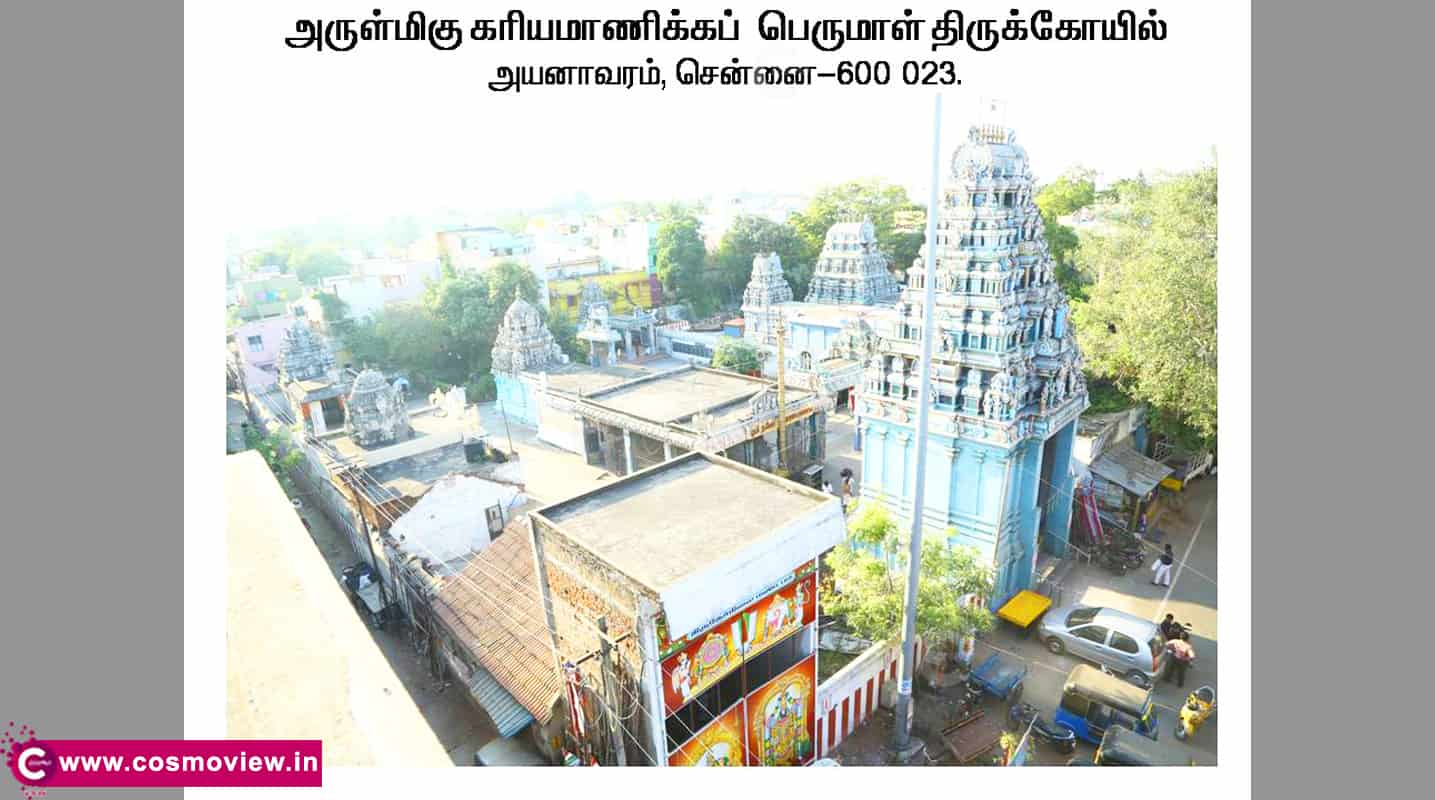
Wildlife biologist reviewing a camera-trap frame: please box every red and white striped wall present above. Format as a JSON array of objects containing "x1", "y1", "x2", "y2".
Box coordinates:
[{"x1": 815, "y1": 637, "x2": 926, "y2": 759}]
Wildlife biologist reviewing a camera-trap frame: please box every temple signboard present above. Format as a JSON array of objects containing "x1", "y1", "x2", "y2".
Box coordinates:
[{"x1": 659, "y1": 562, "x2": 816, "y2": 716}]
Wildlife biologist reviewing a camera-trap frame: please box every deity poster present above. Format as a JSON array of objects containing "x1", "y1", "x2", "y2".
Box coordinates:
[
  {"x1": 660, "y1": 567, "x2": 815, "y2": 715},
  {"x1": 667, "y1": 701, "x2": 745, "y2": 767},
  {"x1": 745, "y1": 656, "x2": 816, "y2": 766}
]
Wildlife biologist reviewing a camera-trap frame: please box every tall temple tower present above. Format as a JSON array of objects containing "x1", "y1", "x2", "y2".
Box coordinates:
[
  {"x1": 491, "y1": 292, "x2": 569, "y2": 426},
  {"x1": 804, "y1": 217, "x2": 901, "y2": 305},
  {"x1": 740, "y1": 252, "x2": 793, "y2": 345},
  {"x1": 859, "y1": 124, "x2": 1089, "y2": 606}
]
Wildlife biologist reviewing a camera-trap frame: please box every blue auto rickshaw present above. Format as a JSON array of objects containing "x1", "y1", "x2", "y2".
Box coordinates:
[{"x1": 1052, "y1": 665, "x2": 1159, "y2": 745}]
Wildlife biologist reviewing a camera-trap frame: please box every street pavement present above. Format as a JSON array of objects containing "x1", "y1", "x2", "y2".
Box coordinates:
[{"x1": 972, "y1": 476, "x2": 1220, "y2": 765}]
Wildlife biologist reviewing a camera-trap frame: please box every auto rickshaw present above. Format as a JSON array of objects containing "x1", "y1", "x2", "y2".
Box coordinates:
[
  {"x1": 1093, "y1": 725, "x2": 1195, "y2": 766},
  {"x1": 1175, "y1": 686, "x2": 1216, "y2": 741},
  {"x1": 1052, "y1": 665, "x2": 1159, "y2": 745}
]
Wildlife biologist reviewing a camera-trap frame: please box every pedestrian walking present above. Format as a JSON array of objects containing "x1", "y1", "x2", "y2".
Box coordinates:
[
  {"x1": 1151, "y1": 543, "x2": 1175, "y2": 587},
  {"x1": 840, "y1": 469, "x2": 855, "y2": 513},
  {"x1": 1165, "y1": 631, "x2": 1195, "y2": 688}
]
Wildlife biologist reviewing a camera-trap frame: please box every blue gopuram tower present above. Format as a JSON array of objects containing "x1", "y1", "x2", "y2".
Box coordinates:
[{"x1": 859, "y1": 124, "x2": 1089, "y2": 606}]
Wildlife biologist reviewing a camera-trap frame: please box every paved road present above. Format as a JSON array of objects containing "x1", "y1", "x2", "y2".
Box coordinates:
[{"x1": 974, "y1": 476, "x2": 1220, "y2": 765}]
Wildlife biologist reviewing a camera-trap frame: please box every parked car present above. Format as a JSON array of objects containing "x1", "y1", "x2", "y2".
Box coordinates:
[
  {"x1": 472, "y1": 736, "x2": 547, "y2": 766},
  {"x1": 1038, "y1": 606, "x2": 1166, "y2": 687}
]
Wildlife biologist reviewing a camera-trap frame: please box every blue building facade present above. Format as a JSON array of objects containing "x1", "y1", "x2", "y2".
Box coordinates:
[{"x1": 859, "y1": 124, "x2": 1090, "y2": 608}]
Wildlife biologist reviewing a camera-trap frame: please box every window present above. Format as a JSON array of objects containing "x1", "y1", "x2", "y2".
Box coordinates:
[
  {"x1": 1109, "y1": 631, "x2": 1140, "y2": 655},
  {"x1": 246, "y1": 335, "x2": 263, "y2": 353},
  {"x1": 1072, "y1": 625, "x2": 1108, "y2": 645}
]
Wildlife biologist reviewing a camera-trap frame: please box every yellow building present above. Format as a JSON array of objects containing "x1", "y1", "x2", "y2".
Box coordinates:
[{"x1": 547, "y1": 271, "x2": 663, "y2": 320}]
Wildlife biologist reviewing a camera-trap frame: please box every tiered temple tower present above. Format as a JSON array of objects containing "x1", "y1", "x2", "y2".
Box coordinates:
[
  {"x1": 491, "y1": 293, "x2": 569, "y2": 426},
  {"x1": 804, "y1": 217, "x2": 901, "y2": 305},
  {"x1": 740, "y1": 252, "x2": 794, "y2": 345},
  {"x1": 276, "y1": 318, "x2": 336, "y2": 383},
  {"x1": 491, "y1": 293, "x2": 567, "y2": 376},
  {"x1": 345, "y1": 368, "x2": 412, "y2": 447},
  {"x1": 859, "y1": 124, "x2": 1089, "y2": 606}
]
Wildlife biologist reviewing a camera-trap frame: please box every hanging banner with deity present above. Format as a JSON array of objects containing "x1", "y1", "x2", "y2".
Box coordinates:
[
  {"x1": 667, "y1": 701, "x2": 746, "y2": 767},
  {"x1": 660, "y1": 565, "x2": 816, "y2": 716},
  {"x1": 745, "y1": 656, "x2": 816, "y2": 766}
]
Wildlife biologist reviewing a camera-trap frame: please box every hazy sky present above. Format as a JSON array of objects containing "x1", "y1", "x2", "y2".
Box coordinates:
[{"x1": 203, "y1": 1, "x2": 1231, "y2": 234}]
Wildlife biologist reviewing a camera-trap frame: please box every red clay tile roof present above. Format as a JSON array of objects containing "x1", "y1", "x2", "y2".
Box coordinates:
[{"x1": 430, "y1": 524, "x2": 563, "y2": 725}]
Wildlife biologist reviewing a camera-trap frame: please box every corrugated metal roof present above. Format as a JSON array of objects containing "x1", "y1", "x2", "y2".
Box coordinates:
[
  {"x1": 431, "y1": 527, "x2": 562, "y2": 726},
  {"x1": 1089, "y1": 445, "x2": 1175, "y2": 497},
  {"x1": 468, "y1": 666, "x2": 536, "y2": 738}
]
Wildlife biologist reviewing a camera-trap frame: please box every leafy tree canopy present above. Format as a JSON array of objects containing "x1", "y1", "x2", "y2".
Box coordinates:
[
  {"x1": 824, "y1": 503, "x2": 996, "y2": 645},
  {"x1": 1072, "y1": 164, "x2": 1217, "y2": 445},
  {"x1": 654, "y1": 213, "x2": 714, "y2": 316},
  {"x1": 788, "y1": 179, "x2": 923, "y2": 281},
  {"x1": 712, "y1": 215, "x2": 807, "y2": 304},
  {"x1": 709, "y1": 337, "x2": 762, "y2": 374}
]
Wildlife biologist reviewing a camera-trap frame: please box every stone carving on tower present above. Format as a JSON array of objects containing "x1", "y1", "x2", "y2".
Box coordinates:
[
  {"x1": 491, "y1": 292, "x2": 568, "y2": 376},
  {"x1": 345, "y1": 368, "x2": 413, "y2": 447},
  {"x1": 576, "y1": 279, "x2": 609, "y2": 326},
  {"x1": 866, "y1": 123, "x2": 1089, "y2": 442},
  {"x1": 276, "y1": 318, "x2": 336, "y2": 384},
  {"x1": 804, "y1": 217, "x2": 901, "y2": 305},
  {"x1": 740, "y1": 252, "x2": 794, "y2": 345}
]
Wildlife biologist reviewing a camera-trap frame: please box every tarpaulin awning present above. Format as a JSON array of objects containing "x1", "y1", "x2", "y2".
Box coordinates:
[
  {"x1": 468, "y1": 666, "x2": 536, "y2": 738},
  {"x1": 1088, "y1": 446, "x2": 1175, "y2": 497}
]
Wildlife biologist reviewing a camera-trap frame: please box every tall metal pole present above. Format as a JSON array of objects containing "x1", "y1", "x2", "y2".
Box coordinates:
[
  {"x1": 775, "y1": 306, "x2": 788, "y2": 475},
  {"x1": 891, "y1": 93, "x2": 942, "y2": 758}
]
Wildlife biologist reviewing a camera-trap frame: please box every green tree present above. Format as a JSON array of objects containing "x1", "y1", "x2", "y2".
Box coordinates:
[
  {"x1": 314, "y1": 292, "x2": 352, "y2": 335},
  {"x1": 1035, "y1": 168, "x2": 1097, "y2": 299},
  {"x1": 1072, "y1": 164, "x2": 1217, "y2": 445},
  {"x1": 823, "y1": 503, "x2": 996, "y2": 646},
  {"x1": 544, "y1": 308, "x2": 585, "y2": 363},
  {"x1": 709, "y1": 337, "x2": 762, "y2": 374},
  {"x1": 655, "y1": 214, "x2": 713, "y2": 315},
  {"x1": 483, "y1": 260, "x2": 542, "y2": 307},
  {"x1": 787, "y1": 179, "x2": 923, "y2": 278},
  {"x1": 244, "y1": 426, "x2": 304, "y2": 492},
  {"x1": 291, "y1": 248, "x2": 351, "y2": 286},
  {"x1": 712, "y1": 215, "x2": 808, "y2": 303}
]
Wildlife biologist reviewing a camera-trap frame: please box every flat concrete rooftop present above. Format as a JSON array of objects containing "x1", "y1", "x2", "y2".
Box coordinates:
[
  {"x1": 589, "y1": 367, "x2": 800, "y2": 425},
  {"x1": 542, "y1": 356, "x2": 687, "y2": 397},
  {"x1": 535, "y1": 453, "x2": 833, "y2": 594}
]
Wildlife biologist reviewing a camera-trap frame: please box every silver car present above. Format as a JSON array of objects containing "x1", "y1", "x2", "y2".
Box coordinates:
[{"x1": 1038, "y1": 606, "x2": 1167, "y2": 687}]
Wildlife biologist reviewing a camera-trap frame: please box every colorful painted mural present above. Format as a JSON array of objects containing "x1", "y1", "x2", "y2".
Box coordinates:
[
  {"x1": 661, "y1": 568, "x2": 816, "y2": 715},
  {"x1": 746, "y1": 657, "x2": 816, "y2": 766},
  {"x1": 657, "y1": 561, "x2": 815, "y2": 657},
  {"x1": 667, "y1": 702, "x2": 746, "y2": 767}
]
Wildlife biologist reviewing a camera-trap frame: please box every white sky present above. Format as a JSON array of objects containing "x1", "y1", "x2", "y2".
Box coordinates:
[{"x1": 207, "y1": 1, "x2": 1228, "y2": 232}]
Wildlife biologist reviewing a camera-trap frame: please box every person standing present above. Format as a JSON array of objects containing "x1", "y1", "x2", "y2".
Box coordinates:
[
  {"x1": 1165, "y1": 631, "x2": 1195, "y2": 688},
  {"x1": 840, "y1": 469, "x2": 855, "y2": 513},
  {"x1": 1160, "y1": 613, "x2": 1183, "y2": 642},
  {"x1": 1151, "y1": 543, "x2": 1175, "y2": 587}
]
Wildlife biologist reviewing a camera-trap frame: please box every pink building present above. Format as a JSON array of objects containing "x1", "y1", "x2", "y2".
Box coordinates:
[{"x1": 230, "y1": 314, "x2": 294, "y2": 390}]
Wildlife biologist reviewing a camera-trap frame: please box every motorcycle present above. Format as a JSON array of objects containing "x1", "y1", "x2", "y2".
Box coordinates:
[
  {"x1": 1174, "y1": 686, "x2": 1216, "y2": 741},
  {"x1": 1008, "y1": 702, "x2": 1078, "y2": 755}
]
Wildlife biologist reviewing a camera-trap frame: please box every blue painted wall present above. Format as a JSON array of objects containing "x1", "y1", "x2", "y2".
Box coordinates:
[
  {"x1": 860, "y1": 416, "x2": 1081, "y2": 609},
  {"x1": 494, "y1": 372, "x2": 539, "y2": 427}
]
